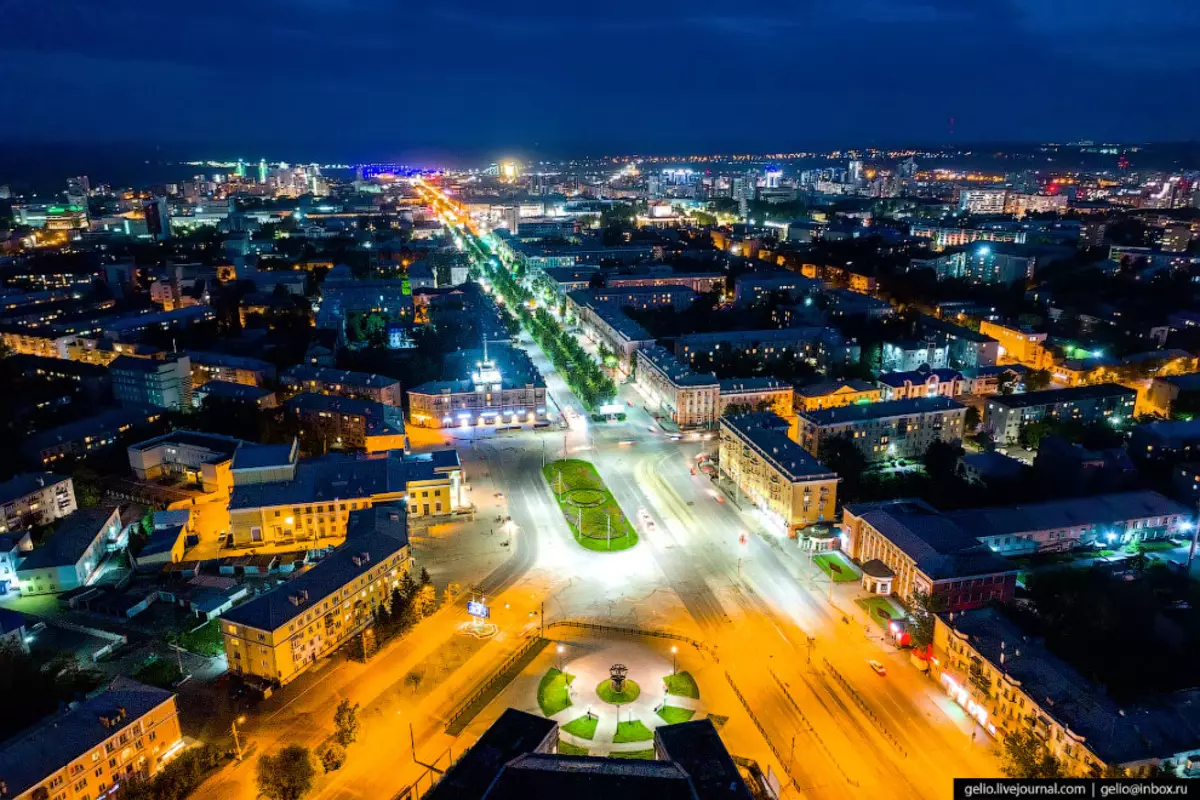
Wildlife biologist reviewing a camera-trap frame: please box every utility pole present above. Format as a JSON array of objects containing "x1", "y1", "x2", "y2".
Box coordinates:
[{"x1": 231, "y1": 716, "x2": 246, "y2": 760}]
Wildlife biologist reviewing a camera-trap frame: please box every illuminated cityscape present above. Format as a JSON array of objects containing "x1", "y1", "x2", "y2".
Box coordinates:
[{"x1": 5, "y1": 3, "x2": 1200, "y2": 799}]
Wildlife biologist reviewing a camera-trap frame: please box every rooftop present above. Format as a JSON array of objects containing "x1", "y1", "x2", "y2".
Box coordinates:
[
  {"x1": 23, "y1": 407, "x2": 162, "y2": 454},
  {"x1": 231, "y1": 442, "x2": 298, "y2": 472},
  {"x1": 722, "y1": 413, "x2": 837, "y2": 482},
  {"x1": 0, "y1": 473, "x2": 70, "y2": 505},
  {"x1": 637, "y1": 346, "x2": 718, "y2": 388},
  {"x1": 196, "y1": 381, "x2": 276, "y2": 401},
  {"x1": 655, "y1": 719, "x2": 754, "y2": 800},
  {"x1": 944, "y1": 607, "x2": 1200, "y2": 765},
  {"x1": 229, "y1": 450, "x2": 459, "y2": 510},
  {"x1": 17, "y1": 507, "x2": 119, "y2": 571},
  {"x1": 944, "y1": 491, "x2": 1190, "y2": 540},
  {"x1": 878, "y1": 368, "x2": 963, "y2": 388},
  {"x1": 845, "y1": 498, "x2": 1015, "y2": 581},
  {"x1": 128, "y1": 430, "x2": 244, "y2": 461},
  {"x1": 0, "y1": 678, "x2": 176, "y2": 798},
  {"x1": 281, "y1": 365, "x2": 401, "y2": 389},
  {"x1": 220, "y1": 501, "x2": 409, "y2": 632},
  {"x1": 799, "y1": 396, "x2": 964, "y2": 425},
  {"x1": 425, "y1": 709, "x2": 558, "y2": 800},
  {"x1": 186, "y1": 350, "x2": 275, "y2": 371},
  {"x1": 987, "y1": 383, "x2": 1135, "y2": 410},
  {"x1": 794, "y1": 379, "x2": 877, "y2": 398}
]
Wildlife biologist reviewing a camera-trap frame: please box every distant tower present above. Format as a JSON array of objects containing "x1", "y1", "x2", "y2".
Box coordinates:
[
  {"x1": 258, "y1": 159, "x2": 269, "y2": 183},
  {"x1": 66, "y1": 175, "x2": 90, "y2": 220},
  {"x1": 848, "y1": 160, "x2": 864, "y2": 185},
  {"x1": 235, "y1": 159, "x2": 246, "y2": 179}
]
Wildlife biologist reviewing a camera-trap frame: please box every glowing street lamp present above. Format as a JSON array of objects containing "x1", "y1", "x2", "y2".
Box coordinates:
[
  {"x1": 557, "y1": 644, "x2": 565, "y2": 672},
  {"x1": 671, "y1": 645, "x2": 678, "y2": 675}
]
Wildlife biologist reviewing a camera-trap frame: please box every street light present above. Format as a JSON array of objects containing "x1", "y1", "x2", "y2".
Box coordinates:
[
  {"x1": 557, "y1": 644, "x2": 565, "y2": 672},
  {"x1": 231, "y1": 715, "x2": 247, "y2": 760},
  {"x1": 671, "y1": 645, "x2": 677, "y2": 675}
]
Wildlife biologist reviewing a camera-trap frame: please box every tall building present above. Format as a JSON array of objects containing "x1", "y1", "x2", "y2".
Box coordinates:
[
  {"x1": 235, "y1": 158, "x2": 246, "y2": 178},
  {"x1": 110, "y1": 354, "x2": 193, "y2": 410},
  {"x1": 258, "y1": 159, "x2": 268, "y2": 183},
  {"x1": 848, "y1": 160, "x2": 864, "y2": 185},
  {"x1": 958, "y1": 188, "x2": 1008, "y2": 215},
  {"x1": 0, "y1": 473, "x2": 77, "y2": 534},
  {"x1": 143, "y1": 197, "x2": 171, "y2": 241},
  {"x1": 65, "y1": 175, "x2": 89, "y2": 209},
  {"x1": 795, "y1": 397, "x2": 967, "y2": 464}
]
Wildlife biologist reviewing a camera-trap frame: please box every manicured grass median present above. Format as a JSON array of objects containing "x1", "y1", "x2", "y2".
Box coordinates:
[
  {"x1": 538, "y1": 668, "x2": 575, "y2": 716},
  {"x1": 662, "y1": 671, "x2": 699, "y2": 699},
  {"x1": 813, "y1": 553, "x2": 858, "y2": 582},
  {"x1": 543, "y1": 459, "x2": 638, "y2": 553},
  {"x1": 857, "y1": 596, "x2": 908, "y2": 631},
  {"x1": 656, "y1": 705, "x2": 695, "y2": 725},
  {"x1": 614, "y1": 720, "x2": 654, "y2": 743},
  {"x1": 611, "y1": 749, "x2": 656, "y2": 760},
  {"x1": 597, "y1": 678, "x2": 641, "y2": 705},
  {"x1": 558, "y1": 741, "x2": 589, "y2": 756},
  {"x1": 562, "y1": 714, "x2": 599, "y2": 740}
]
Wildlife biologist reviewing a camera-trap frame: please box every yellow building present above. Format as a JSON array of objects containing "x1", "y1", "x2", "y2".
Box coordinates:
[
  {"x1": 718, "y1": 413, "x2": 838, "y2": 538},
  {"x1": 978, "y1": 321, "x2": 1054, "y2": 370},
  {"x1": 227, "y1": 447, "x2": 463, "y2": 549},
  {"x1": 0, "y1": 678, "x2": 184, "y2": 800},
  {"x1": 933, "y1": 608, "x2": 1197, "y2": 777},
  {"x1": 221, "y1": 502, "x2": 412, "y2": 686},
  {"x1": 794, "y1": 379, "x2": 881, "y2": 412}
]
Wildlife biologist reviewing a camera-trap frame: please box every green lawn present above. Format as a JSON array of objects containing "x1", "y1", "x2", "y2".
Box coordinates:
[
  {"x1": 166, "y1": 619, "x2": 224, "y2": 657},
  {"x1": 597, "y1": 678, "x2": 641, "y2": 705},
  {"x1": 542, "y1": 460, "x2": 639, "y2": 553},
  {"x1": 558, "y1": 741, "x2": 589, "y2": 756},
  {"x1": 662, "y1": 671, "x2": 700, "y2": 699},
  {"x1": 562, "y1": 714, "x2": 599, "y2": 740},
  {"x1": 856, "y1": 596, "x2": 908, "y2": 631},
  {"x1": 537, "y1": 668, "x2": 575, "y2": 716},
  {"x1": 1136, "y1": 540, "x2": 1179, "y2": 552},
  {"x1": 656, "y1": 705, "x2": 695, "y2": 725},
  {"x1": 611, "y1": 749, "x2": 656, "y2": 760},
  {"x1": 813, "y1": 553, "x2": 858, "y2": 582},
  {"x1": 614, "y1": 720, "x2": 655, "y2": 743}
]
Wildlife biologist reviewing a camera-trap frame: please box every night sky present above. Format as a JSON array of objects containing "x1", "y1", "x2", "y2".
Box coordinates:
[{"x1": 3, "y1": 0, "x2": 1199, "y2": 159}]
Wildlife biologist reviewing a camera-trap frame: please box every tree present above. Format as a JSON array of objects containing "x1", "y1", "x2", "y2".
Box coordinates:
[
  {"x1": 257, "y1": 745, "x2": 316, "y2": 800},
  {"x1": 1000, "y1": 729, "x2": 1062, "y2": 779},
  {"x1": 817, "y1": 435, "x2": 869, "y2": 500},
  {"x1": 1019, "y1": 420, "x2": 1056, "y2": 451},
  {"x1": 419, "y1": 566, "x2": 432, "y2": 586},
  {"x1": 907, "y1": 589, "x2": 946, "y2": 655},
  {"x1": 1025, "y1": 369, "x2": 1052, "y2": 391},
  {"x1": 320, "y1": 743, "x2": 346, "y2": 773},
  {"x1": 964, "y1": 406, "x2": 982, "y2": 431},
  {"x1": 413, "y1": 584, "x2": 438, "y2": 618},
  {"x1": 923, "y1": 440, "x2": 964, "y2": 484},
  {"x1": 333, "y1": 699, "x2": 360, "y2": 746}
]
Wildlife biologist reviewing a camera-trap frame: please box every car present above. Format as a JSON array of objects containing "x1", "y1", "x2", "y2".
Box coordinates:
[{"x1": 868, "y1": 659, "x2": 887, "y2": 676}]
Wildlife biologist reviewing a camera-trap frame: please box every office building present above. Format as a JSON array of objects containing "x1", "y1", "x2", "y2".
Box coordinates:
[
  {"x1": 918, "y1": 316, "x2": 1000, "y2": 370},
  {"x1": 221, "y1": 502, "x2": 411, "y2": 686},
  {"x1": 934, "y1": 608, "x2": 1200, "y2": 776},
  {"x1": 1003, "y1": 192, "x2": 1068, "y2": 218},
  {"x1": 978, "y1": 320, "x2": 1054, "y2": 369},
  {"x1": 881, "y1": 337, "x2": 950, "y2": 372},
  {"x1": 842, "y1": 499, "x2": 1017, "y2": 611},
  {"x1": 110, "y1": 354, "x2": 193, "y2": 410},
  {"x1": 280, "y1": 365, "x2": 403, "y2": 407},
  {"x1": 911, "y1": 244, "x2": 1036, "y2": 285},
  {"x1": 984, "y1": 384, "x2": 1136, "y2": 444},
  {"x1": 795, "y1": 397, "x2": 967, "y2": 464},
  {"x1": 0, "y1": 473, "x2": 77, "y2": 534},
  {"x1": 878, "y1": 367, "x2": 965, "y2": 401},
  {"x1": 909, "y1": 223, "x2": 1027, "y2": 249},
  {"x1": 0, "y1": 678, "x2": 183, "y2": 800},
  {"x1": 944, "y1": 491, "x2": 1190, "y2": 555},
  {"x1": 633, "y1": 346, "x2": 792, "y2": 428},
  {"x1": 719, "y1": 414, "x2": 837, "y2": 537},
  {"x1": 15, "y1": 507, "x2": 122, "y2": 596},
  {"x1": 227, "y1": 449, "x2": 464, "y2": 548},
  {"x1": 794, "y1": 380, "x2": 881, "y2": 412}
]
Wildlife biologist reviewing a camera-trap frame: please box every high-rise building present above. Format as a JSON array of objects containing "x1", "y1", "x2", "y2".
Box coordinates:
[
  {"x1": 110, "y1": 354, "x2": 193, "y2": 410},
  {"x1": 66, "y1": 175, "x2": 89, "y2": 207},
  {"x1": 848, "y1": 160, "x2": 864, "y2": 185},
  {"x1": 764, "y1": 167, "x2": 782, "y2": 189},
  {"x1": 258, "y1": 158, "x2": 268, "y2": 183},
  {"x1": 958, "y1": 188, "x2": 1008, "y2": 215},
  {"x1": 235, "y1": 158, "x2": 246, "y2": 178},
  {"x1": 143, "y1": 197, "x2": 171, "y2": 240}
]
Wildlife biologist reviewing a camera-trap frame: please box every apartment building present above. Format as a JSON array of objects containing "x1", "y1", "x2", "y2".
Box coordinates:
[
  {"x1": 794, "y1": 380, "x2": 881, "y2": 412},
  {"x1": 285, "y1": 393, "x2": 408, "y2": 453},
  {"x1": 842, "y1": 498, "x2": 1017, "y2": 611},
  {"x1": 15, "y1": 507, "x2": 122, "y2": 596},
  {"x1": 878, "y1": 368, "x2": 965, "y2": 401},
  {"x1": 978, "y1": 321, "x2": 1053, "y2": 369},
  {"x1": 23, "y1": 408, "x2": 165, "y2": 467},
  {"x1": 934, "y1": 608, "x2": 1200, "y2": 777},
  {"x1": 0, "y1": 473, "x2": 77, "y2": 534},
  {"x1": 795, "y1": 397, "x2": 967, "y2": 464},
  {"x1": 0, "y1": 678, "x2": 183, "y2": 800},
  {"x1": 110, "y1": 354, "x2": 193, "y2": 411},
  {"x1": 984, "y1": 384, "x2": 1136, "y2": 444},
  {"x1": 279, "y1": 365, "x2": 403, "y2": 407},
  {"x1": 719, "y1": 414, "x2": 837, "y2": 537},
  {"x1": 675, "y1": 327, "x2": 860, "y2": 372},
  {"x1": 220, "y1": 502, "x2": 411, "y2": 686},
  {"x1": 565, "y1": 285, "x2": 695, "y2": 316},
  {"x1": 634, "y1": 346, "x2": 794, "y2": 428},
  {"x1": 227, "y1": 449, "x2": 464, "y2": 548},
  {"x1": 186, "y1": 350, "x2": 277, "y2": 387},
  {"x1": 570, "y1": 299, "x2": 656, "y2": 375}
]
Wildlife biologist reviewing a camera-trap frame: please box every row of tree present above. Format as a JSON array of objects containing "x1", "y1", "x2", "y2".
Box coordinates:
[{"x1": 476, "y1": 247, "x2": 616, "y2": 409}]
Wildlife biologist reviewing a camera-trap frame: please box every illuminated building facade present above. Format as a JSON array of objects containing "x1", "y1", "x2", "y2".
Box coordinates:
[{"x1": 795, "y1": 397, "x2": 967, "y2": 464}]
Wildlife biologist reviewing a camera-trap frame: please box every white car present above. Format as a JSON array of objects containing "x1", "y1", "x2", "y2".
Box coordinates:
[{"x1": 868, "y1": 659, "x2": 887, "y2": 676}]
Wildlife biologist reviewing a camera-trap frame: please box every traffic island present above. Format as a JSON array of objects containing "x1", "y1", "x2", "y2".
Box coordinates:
[
  {"x1": 662, "y1": 671, "x2": 699, "y2": 699},
  {"x1": 543, "y1": 459, "x2": 638, "y2": 552}
]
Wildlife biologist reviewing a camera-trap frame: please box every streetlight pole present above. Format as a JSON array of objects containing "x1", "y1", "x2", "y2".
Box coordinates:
[
  {"x1": 671, "y1": 645, "x2": 677, "y2": 675},
  {"x1": 231, "y1": 716, "x2": 246, "y2": 760},
  {"x1": 557, "y1": 644, "x2": 564, "y2": 672}
]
